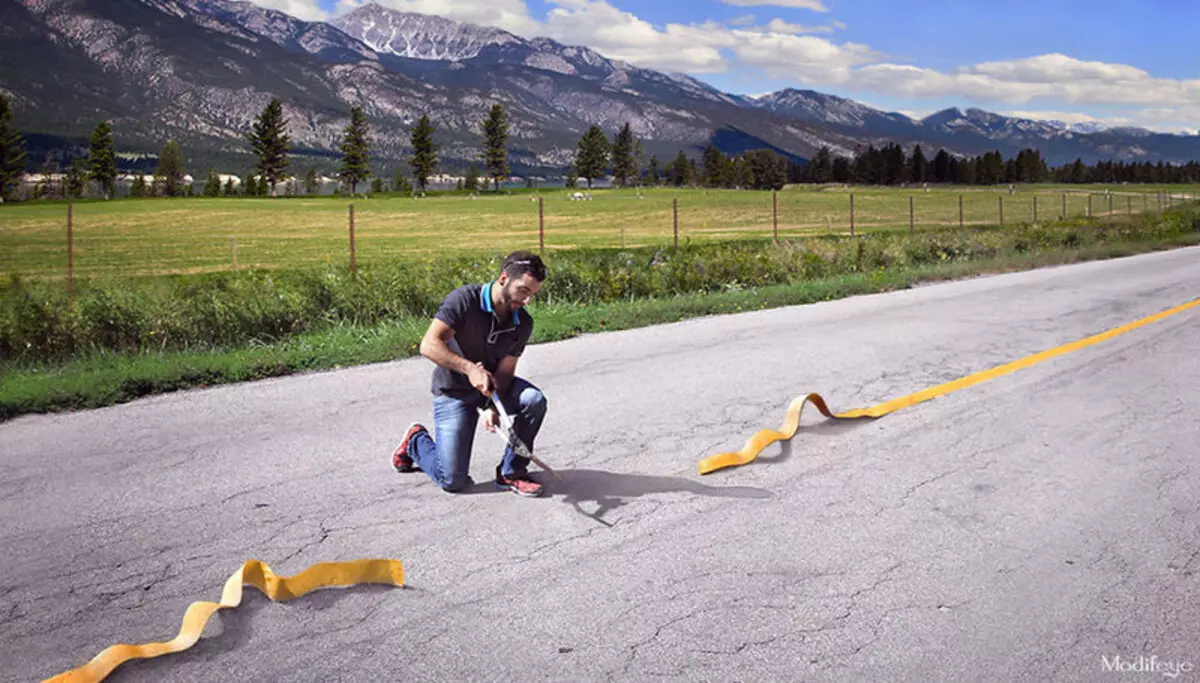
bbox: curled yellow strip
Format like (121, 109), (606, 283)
(698, 393), (858, 474)
(45, 558), (406, 683)
(700, 296), (1200, 475)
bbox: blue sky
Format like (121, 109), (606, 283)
(266, 0), (1200, 132)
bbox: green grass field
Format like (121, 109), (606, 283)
(2, 185), (1197, 280)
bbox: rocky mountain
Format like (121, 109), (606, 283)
(750, 89), (917, 136)
(327, 4), (522, 61)
(1044, 120), (1112, 135)
(3, 0), (1198, 175)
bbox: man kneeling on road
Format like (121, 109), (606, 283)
(391, 251), (549, 497)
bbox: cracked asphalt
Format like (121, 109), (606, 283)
(2, 246), (1198, 682)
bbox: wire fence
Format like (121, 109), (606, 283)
(1, 187), (1193, 284)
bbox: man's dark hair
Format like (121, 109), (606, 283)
(502, 251), (548, 281)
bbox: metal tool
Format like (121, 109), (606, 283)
(479, 392), (560, 478)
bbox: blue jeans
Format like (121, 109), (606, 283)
(408, 377), (548, 492)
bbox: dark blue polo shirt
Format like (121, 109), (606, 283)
(430, 281), (534, 398)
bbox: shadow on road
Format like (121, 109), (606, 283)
(539, 467), (774, 527)
(756, 417), (875, 463)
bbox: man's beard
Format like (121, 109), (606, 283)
(499, 283), (519, 313)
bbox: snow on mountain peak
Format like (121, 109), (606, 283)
(329, 4), (521, 61)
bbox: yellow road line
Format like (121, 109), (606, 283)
(45, 559), (405, 683)
(699, 297), (1200, 475)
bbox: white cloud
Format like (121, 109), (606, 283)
(967, 54), (1148, 84)
(247, 0), (328, 21)
(538, 0), (870, 74)
(251, 0), (1200, 130)
(732, 31), (886, 80)
(720, 0), (829, 11)
(544, 0), (734, 72)
(761, 18), (840, 34)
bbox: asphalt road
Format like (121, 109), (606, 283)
(2, 246), (1198, 682)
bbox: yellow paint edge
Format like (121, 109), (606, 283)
(44, 559), (406, 683)
(700, 297), (1200, 474)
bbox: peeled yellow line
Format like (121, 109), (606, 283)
(44, 558), (406, 683)
(699, 296), (1200, 475)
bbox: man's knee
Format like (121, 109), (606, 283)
(520, 386), (548, 417)
(440, 472), (473, 493)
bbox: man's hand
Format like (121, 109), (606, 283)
(466, 362), (495, 396)
(482, 406), (500, 432)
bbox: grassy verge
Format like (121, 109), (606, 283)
(3, 228), (1197, 421)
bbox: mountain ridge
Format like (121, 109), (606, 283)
(3, 0), (1198, 173)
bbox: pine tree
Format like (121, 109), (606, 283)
(1070, 158), (1086, 184)
(248, 97), (291, 197)
(733, 156), (754, 188)
(806, 146), (832, 184)
(223, 177), (235, 196)
(932, 149), (951, 183)
(743, 150), (787, 190)
(0, 94), (28, 201)
(88, 120), (117, 200)
(702, 144), (725, 188)
(831, 156), (853, 184)
(672, 151), (690, 187)
(408, 114), (438, 193)
(646, 155), (659, 186)
(130, 174), (147, 198)
(392, 166), (411, 193)
(338, 106), (371, 195)
(884, 143), (907, 185)
(204, 168), (221, 196)
(464, 162), (480, 191)
(64, 158), (88, 198)
(304, 168), (319, 195)
(610, 123), (637, 187)
(573, 125), (610, 189)
(909, 145), (927, 184)
(481, 104), (509, 192)
(156, 140), (185, 197)
(244, 173), (257, 197)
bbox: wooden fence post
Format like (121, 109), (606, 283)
(673, 197), (679, 250)
(348, 203), (357, 276)
(849, 193), (855, 236)
(67, 201), (74, 298)
(772, 190), (778, 242)
(909, 195), (914, 233)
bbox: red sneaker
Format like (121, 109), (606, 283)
(495, 471), (544, 497)
(392, 423), (426, 473)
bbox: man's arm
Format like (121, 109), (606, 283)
(493, 354), (520, 393)
(481, 354), (520, 433)
(419, 318), (494, 395)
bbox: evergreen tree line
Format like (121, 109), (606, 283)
(566, 126), (793, 191)
(798, 143), (1200, 186)
(0, 93), (516, 200)
(6, 89), (1200, 202)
